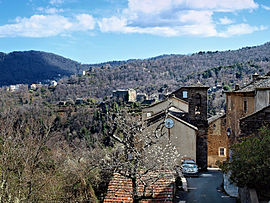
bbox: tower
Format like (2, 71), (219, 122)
(173, 83), (209, 170)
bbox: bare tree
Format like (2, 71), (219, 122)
(102, 108), (180, 202)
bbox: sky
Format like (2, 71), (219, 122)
(0, 0), (270, 64)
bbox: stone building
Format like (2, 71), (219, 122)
(136, 93), (148, 102)
(170, 83), (209, 170)
(112, 89), (137, 103)
(225, 73), (270, 145)
(207, 114), (229, 167)
(240, 105), (270, 138)
(142, 83), (209, 170)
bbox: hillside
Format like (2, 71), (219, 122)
(0, 51), (82, 86)
(2, 42), (270, 112)
(50, 42), (270, 115)
(82, 42), (270, 94)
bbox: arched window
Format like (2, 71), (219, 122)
(195, 93), (201, 115)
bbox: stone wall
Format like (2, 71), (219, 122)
(187, 87), (209, 171)
(208, 115), (229, 167)
(239, 187), (259, 203)
(240, 105), (270, 138)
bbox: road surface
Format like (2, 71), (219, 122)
(175, 169), (236, 203)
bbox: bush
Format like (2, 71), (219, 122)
(221, 127), (270, 198)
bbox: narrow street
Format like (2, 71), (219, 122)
(175, 169), (236, 203)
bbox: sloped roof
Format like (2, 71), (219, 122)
(142, 95), (188, 110)
(145, 111), (198, 131)
(208, 113), (226, 124)
(240, 104), (270, 121)
(168, 113), (198, 131)
(104, 170), (175, 202)
(230, 76), (270, 93)
(185, 82), (209, 88)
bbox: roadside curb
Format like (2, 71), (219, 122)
(181, 177), (188, 191)
(207, 167), (221, 171)
(176, 167), (188, 192)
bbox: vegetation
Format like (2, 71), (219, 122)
(1, 42), (270, 201)
(0, 105), (113, 202)
(0, 51), (82, 86)
(221, 126), (270, 199)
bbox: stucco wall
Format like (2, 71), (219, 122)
(226, 93), (255, 145)
(144, 115), (197, 164)
(255, 90), (270, 112)
(128, 89), (137, 102)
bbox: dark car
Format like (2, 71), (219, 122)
(181, 163), (199, 177)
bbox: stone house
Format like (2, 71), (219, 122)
(225, 73), (270, 145)
(142, 83), (209, 170)
(136, 93), (148, 102)
(239, 105), (270, 138)
(207, 114), (229, 167)
(112, 89), (137, 103)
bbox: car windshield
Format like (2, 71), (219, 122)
(182, 164), (197, 168)
(184, 160), (195, 164)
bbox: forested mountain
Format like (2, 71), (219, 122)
(0, 51), (82, 86)
(94, 42), (270, 73)
(1, 42), (270, 101)
(81, 42), (270, 96)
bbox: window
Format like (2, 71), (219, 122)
(183, 91), (188, 98)
(213, 124), (216, 130)
(195, 93), (201, 115)
(219, 147), (226, 157)
(227, 96), (231, 111)
(244, 100), (247, 113)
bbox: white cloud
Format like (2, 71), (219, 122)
(218, 17), (233, 25)
(127, 0), (258, 14)
(49, 0), (64, 5)
(182, 0), (258, 11)
(75, 14), (95, 31)
(128, 0), (172, 14)
(97, 0), (263, 37)
(219, 24), (267, 37)
(1, 0), (264, 38)
(98, 16), (128, 33)
(0, 14), (96, 38)
(98, 13), (217, 37)
(37, 7), (64, 14)
(261, 4), (270, 11)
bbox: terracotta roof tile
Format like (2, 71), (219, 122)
(104, 170), (175, 202)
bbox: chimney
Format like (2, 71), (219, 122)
(235, 84), (240, 91)
(252, 73), (259, 81)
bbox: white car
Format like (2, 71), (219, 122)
(182, 163), (199, 177)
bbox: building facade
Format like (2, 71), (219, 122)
(207, 114), (229, 167)
(225, 73), (270, 145)
(142, 83), (209, 170)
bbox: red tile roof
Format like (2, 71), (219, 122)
(104, 170), (175, 202)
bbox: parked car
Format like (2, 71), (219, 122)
(182, 159), (196, 165)
(181, 163), (199, 177)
